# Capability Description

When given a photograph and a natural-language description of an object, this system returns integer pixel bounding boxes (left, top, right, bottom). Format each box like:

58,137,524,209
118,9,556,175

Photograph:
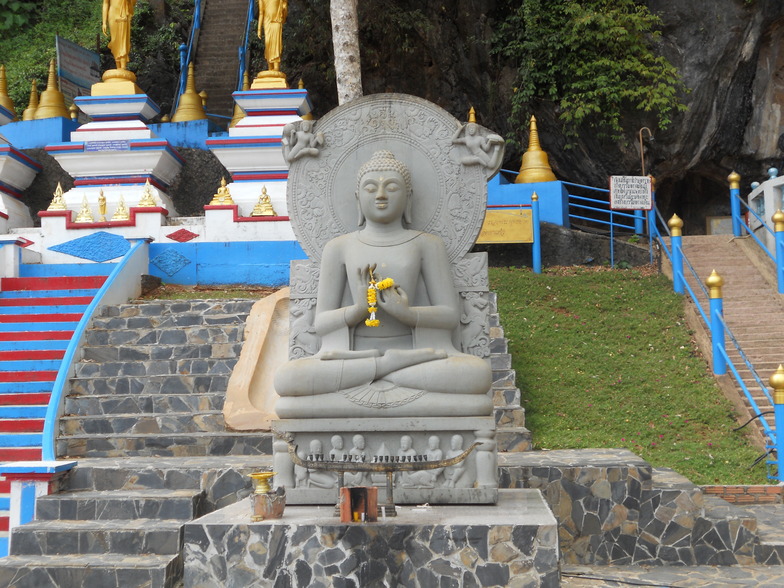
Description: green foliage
0,0,102,112
489,266,770,485
493,0,687,143
0,0,36,31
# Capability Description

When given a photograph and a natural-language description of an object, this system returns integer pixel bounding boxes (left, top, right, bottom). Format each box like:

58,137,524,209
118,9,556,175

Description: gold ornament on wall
251,186,277,216
137,179,157,207
112,194,130,221
75,194,95,223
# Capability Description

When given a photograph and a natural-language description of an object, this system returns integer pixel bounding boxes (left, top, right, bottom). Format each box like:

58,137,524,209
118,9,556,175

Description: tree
330,0,362,104
493,0,686,143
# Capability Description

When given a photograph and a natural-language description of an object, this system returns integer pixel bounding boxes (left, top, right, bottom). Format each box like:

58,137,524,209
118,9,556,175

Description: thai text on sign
477,208,533,244
610,176,652,210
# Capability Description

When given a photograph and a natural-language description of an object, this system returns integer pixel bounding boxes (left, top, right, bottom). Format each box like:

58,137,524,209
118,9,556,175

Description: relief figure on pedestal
274,150,493,419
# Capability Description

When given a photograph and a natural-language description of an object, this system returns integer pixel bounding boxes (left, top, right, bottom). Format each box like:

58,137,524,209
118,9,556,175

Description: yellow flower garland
365,271,395,327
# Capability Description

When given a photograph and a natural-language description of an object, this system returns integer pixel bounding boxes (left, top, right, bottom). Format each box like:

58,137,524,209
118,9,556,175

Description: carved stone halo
286,94,490,263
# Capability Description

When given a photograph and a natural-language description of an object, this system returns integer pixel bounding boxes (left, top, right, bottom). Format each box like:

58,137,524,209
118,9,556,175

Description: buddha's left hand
378,286,417,327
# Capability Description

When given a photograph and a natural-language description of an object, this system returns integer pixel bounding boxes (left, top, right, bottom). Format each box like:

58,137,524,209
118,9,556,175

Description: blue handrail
238,0,255,91
42,240,150,460
173,0,205,115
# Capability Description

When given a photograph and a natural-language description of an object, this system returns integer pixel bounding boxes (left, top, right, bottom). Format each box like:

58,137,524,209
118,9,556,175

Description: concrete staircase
0,263,111,555
192,0,249,119
59,299,273,458
678,234,784,447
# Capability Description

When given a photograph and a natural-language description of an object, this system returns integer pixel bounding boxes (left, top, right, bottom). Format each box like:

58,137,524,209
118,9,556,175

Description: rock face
289,0,784,234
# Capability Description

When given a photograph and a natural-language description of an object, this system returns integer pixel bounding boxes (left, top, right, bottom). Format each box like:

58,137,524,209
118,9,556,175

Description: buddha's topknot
356,151,412,195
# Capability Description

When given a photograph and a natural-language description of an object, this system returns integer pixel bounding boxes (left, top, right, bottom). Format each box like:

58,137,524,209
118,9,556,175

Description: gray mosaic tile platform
183,489,559,587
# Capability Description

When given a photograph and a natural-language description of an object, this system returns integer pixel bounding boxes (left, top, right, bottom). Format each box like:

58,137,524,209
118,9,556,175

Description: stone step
10,518,183,555
492,369,517,389
0,553,180,588
69,374,230,396
35,489,204,521
60,412,226,436
490,353,512,370
493,386,521,406
65,392,225,415
63,456,269,494
494,404,525,428
85,325,245,346
73,357,237,379
489,337,508,354
58,431,273,458
496,426,532,452
100,300,256,318
81,342,243,363
90,312,251,331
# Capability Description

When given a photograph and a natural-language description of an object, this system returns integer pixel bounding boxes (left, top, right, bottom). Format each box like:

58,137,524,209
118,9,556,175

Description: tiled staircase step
0,419,44,433
0,305,88,315
73,358,237,378
60,412,226,436
102,300,256,318
35,489,205,521
492,386,521,406
0,330,73,341
0,433,43,447
0,553,180,588
0,349,64,361
0,288,100,299
9,518,183,555
0,371,56,383
0,359,61,372
69,374,230,396
0,447,41,460
0,322,78,332
492,369,516,389
494,405,525,428
737,505,784,547
82,342,243,362
0,313,83,324
702,495,758,528
0,340,68,352
0,276,106,291
65,393,225,415
0,295,94,307
64,456,271,492
58,431,273,458
90,313,252,330
85,325,245,346
0,392,50,405
496,426,532,452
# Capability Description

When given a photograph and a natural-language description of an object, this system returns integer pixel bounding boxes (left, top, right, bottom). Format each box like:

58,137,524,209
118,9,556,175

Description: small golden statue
210,177,234,205
98,189,107,221
48,183,67,211
112,194,130,221
251,186,277,216
252,0,288,89
138,179,157,207
75,195,95,223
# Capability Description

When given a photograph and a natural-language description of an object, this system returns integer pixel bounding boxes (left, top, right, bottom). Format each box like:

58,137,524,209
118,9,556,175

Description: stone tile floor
561,564,784,586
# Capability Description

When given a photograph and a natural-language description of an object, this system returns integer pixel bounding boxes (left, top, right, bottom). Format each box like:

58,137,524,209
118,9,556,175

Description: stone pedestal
273,417,498,506
206,89,312,219
183,489,559,587
44,94,182,219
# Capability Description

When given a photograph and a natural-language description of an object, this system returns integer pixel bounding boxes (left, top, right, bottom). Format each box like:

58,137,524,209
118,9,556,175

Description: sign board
56,36,101,123
85,140,131,152
476,209,534,244
610,175,652,210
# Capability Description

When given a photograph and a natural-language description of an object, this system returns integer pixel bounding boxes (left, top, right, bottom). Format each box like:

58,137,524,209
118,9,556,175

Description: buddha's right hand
344,265,374,327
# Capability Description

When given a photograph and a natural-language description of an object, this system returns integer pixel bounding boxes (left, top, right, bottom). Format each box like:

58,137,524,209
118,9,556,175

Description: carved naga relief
460,292,490,358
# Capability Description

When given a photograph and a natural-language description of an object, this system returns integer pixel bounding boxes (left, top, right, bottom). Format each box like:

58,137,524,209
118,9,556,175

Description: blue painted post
532,193,542,274
769,366,784,482
707,270,726,376
774,210,784,295
178,43,187,95
729,171,742,237
668,214,684,295
648,177,656,264
634,209,644,235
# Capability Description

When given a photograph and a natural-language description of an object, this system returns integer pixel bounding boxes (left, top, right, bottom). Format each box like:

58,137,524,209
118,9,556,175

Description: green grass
489,265,771,485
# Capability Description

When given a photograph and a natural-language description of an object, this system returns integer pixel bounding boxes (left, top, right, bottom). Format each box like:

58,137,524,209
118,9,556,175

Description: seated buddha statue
274,150,492,419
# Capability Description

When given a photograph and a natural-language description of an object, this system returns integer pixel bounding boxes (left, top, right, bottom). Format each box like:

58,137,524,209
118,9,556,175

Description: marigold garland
364,270,395,327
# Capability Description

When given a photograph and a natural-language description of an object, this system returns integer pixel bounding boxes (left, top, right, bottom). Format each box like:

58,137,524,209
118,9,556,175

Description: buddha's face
358,170,408,224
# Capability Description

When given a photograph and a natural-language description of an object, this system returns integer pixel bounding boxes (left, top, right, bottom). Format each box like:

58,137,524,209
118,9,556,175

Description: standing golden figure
252,0,288,89
102,0,137,70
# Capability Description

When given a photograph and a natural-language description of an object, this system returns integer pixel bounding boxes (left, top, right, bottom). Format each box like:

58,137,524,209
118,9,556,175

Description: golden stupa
0,65,17,120
35,60,69,120
230,71,250,128
171,63,207,122
22,80,39,121
515,116,557,184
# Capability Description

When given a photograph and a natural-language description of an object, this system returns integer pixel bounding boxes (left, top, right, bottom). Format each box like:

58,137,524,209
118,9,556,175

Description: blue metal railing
173,0,205,115
42,240,150,460
237,0,256,91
